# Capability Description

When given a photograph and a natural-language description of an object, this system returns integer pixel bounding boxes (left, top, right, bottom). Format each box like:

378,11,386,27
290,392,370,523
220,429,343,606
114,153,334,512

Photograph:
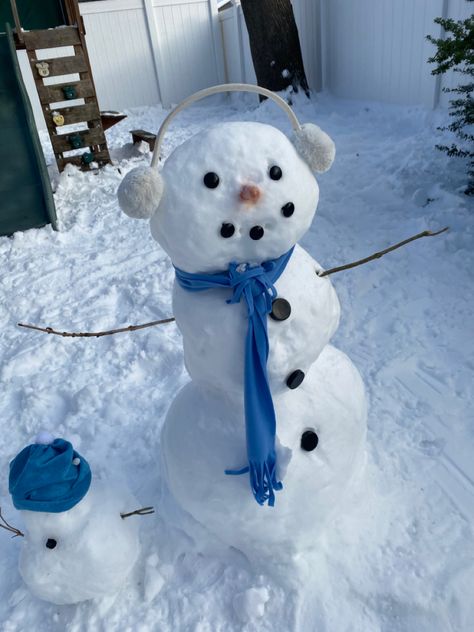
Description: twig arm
17,318,175,338
121,506,155,519
317,227,449,277
0,507,24,538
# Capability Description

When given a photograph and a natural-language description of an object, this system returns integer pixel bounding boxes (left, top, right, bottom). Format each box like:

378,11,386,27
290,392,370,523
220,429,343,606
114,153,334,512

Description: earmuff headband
151,83,302,168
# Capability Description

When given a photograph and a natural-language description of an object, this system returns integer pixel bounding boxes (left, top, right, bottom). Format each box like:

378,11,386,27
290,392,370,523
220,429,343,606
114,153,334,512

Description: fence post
143,0,167,107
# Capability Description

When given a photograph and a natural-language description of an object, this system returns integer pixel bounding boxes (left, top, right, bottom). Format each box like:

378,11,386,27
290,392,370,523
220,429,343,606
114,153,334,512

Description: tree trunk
240,0,310,98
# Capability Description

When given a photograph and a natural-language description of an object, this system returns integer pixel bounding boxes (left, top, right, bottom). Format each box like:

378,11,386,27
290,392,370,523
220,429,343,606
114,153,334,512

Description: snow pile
0,92,473,630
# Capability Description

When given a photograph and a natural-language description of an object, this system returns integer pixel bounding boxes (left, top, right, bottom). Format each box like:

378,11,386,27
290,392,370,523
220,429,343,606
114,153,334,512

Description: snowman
118,84,367,562
3,432,152,604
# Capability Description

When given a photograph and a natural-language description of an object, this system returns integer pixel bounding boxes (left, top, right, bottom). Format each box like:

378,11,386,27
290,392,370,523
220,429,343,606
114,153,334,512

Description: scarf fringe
226,459,283,507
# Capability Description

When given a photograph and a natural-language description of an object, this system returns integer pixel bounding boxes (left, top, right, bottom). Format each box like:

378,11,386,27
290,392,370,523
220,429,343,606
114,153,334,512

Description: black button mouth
220,222,235,238
46,538,57,550
249,226,264,240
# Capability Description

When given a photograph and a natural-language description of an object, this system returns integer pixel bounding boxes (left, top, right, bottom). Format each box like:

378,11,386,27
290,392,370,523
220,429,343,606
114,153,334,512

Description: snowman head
4,434,147,604
118,83,335,273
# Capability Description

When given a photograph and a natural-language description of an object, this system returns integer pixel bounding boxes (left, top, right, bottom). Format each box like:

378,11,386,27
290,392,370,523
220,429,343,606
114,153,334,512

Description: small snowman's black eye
281,202,295,218
300,430,319,452
203,172,220,189
45,538,57,550
269,165,282,180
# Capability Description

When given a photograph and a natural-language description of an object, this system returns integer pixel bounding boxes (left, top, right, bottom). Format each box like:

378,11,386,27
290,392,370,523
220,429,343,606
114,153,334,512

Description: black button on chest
286,369,305,389
270,298,291,321
301,430,319,451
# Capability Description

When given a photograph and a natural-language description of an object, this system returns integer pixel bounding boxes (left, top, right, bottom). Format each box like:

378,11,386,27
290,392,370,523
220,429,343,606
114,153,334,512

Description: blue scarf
175,247,294,507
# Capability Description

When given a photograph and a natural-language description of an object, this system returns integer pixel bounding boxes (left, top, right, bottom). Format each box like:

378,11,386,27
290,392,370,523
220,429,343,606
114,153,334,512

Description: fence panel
323,0,446,107
82,0,160,110
151,0,223,106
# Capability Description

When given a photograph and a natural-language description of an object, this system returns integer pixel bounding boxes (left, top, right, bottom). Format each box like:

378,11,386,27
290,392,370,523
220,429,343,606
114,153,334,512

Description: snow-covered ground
1,92,473,631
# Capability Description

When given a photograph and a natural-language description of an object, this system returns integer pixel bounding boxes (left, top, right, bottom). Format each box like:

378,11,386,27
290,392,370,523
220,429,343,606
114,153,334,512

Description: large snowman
119,84,367,562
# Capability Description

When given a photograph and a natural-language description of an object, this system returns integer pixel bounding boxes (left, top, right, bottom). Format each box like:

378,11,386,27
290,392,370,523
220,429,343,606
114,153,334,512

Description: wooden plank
22,27,80,50
44,102,100,126
50,127,106,153
57,149,111,171
101,112,127,131
36,79,95,104
29,53,88,77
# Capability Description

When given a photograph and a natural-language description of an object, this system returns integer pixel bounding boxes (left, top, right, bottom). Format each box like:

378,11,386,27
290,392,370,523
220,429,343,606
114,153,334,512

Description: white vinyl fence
82,0,224,110
220,0,471,108
17,0,472,133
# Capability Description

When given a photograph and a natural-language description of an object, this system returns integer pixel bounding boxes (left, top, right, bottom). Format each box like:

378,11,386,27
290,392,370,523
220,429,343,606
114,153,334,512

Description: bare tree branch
317,227,449,277
121,506,155,519
17,318,176,338
0,507,24,538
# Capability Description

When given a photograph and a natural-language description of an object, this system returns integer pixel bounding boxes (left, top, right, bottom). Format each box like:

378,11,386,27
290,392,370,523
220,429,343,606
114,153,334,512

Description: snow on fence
220,0,470,108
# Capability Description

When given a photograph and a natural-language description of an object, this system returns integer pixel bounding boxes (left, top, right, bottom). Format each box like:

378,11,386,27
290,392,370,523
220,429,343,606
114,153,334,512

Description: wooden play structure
0,0,118,236
10,0,111,172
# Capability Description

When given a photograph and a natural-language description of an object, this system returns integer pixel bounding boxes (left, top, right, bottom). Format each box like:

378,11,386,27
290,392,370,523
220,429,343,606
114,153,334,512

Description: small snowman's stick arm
317,227,449,278
120,506,155,519
0,507,24,538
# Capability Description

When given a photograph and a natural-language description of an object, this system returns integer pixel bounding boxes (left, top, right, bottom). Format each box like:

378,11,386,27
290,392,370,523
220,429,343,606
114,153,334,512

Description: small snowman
118,84,366,561
3,432,152,605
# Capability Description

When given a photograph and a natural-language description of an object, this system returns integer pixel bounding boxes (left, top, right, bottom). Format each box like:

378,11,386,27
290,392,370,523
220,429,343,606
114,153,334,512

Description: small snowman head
4,434,147,605
118,84,335,273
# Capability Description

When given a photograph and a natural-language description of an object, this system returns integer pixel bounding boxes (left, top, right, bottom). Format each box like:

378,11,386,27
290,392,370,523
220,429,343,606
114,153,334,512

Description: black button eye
281,202,294,218
269,165,282,180
46,538,57,549
220,222,235,238
203,172,219,189
301,430,319,452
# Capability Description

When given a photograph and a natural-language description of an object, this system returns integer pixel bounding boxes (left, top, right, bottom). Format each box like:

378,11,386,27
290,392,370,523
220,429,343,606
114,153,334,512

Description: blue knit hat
9,435,92,513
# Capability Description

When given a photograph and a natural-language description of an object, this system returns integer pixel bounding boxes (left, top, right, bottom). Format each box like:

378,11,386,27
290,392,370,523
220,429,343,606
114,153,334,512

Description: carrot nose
239,184,261,204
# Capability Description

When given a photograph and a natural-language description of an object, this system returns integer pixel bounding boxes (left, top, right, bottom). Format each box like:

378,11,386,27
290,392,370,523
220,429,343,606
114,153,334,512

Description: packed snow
0,91,473,631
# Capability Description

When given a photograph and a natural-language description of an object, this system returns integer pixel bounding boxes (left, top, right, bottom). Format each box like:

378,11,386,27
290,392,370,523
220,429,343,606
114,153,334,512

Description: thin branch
0,507,24,538
121,506,155,519
17,318,175,338
317,227,449,277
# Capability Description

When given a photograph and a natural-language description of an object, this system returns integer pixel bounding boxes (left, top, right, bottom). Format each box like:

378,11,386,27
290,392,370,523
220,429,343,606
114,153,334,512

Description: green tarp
0,24,57,236
0,0,67,33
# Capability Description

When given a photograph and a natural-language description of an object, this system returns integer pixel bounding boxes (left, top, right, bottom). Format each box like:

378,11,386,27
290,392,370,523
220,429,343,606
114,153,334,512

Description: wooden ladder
22,26,111,172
